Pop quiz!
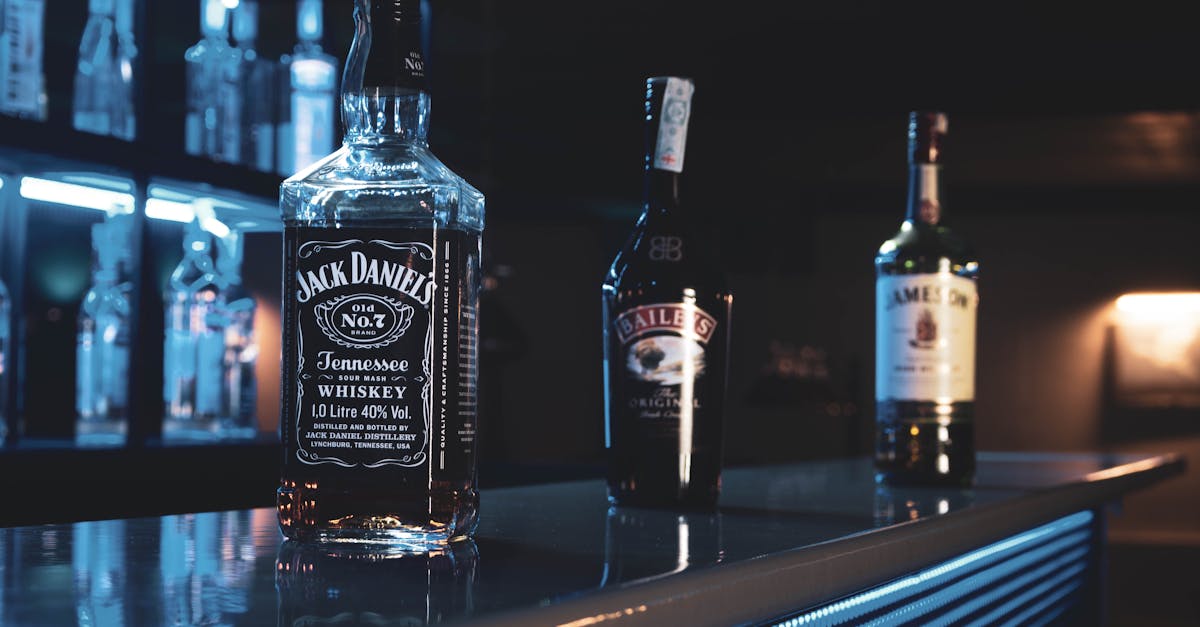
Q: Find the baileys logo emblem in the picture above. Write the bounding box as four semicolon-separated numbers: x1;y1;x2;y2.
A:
296;240;437;350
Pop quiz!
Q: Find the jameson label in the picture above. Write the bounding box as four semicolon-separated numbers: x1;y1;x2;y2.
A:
876;273;977;403
617;303;716;428
653;78;693;173
285;228;465;469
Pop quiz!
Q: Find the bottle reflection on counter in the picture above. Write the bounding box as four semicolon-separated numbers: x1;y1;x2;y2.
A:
275;539;478;626
600;506;723;587
872;483;976;527
160;511;259;625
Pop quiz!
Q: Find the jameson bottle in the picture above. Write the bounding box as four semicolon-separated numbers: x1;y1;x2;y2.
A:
277;0;485;545
875;111;979;487
602;77;733;509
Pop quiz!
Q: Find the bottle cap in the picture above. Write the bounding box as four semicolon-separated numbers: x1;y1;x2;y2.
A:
297;0;323;42
202;0;230;36
232;0;258;44
909;111;948;165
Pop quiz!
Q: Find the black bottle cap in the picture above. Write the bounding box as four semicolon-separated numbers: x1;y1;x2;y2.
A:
909;111;948;165
360;0;426;91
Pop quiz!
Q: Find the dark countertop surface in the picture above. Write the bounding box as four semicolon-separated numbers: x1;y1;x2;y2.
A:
0;451;1185;626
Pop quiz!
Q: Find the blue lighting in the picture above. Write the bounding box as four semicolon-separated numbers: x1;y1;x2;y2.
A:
773;510;1095;627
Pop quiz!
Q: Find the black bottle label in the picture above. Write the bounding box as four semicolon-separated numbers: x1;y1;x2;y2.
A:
615;303;718;430
283;228;470;470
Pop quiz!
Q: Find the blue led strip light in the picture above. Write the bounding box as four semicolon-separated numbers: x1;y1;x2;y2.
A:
866;540;1089;626
772;510;1094;627
978;565;1086;627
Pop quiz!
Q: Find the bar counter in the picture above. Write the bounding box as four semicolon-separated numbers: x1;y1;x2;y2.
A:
0;451;1184;626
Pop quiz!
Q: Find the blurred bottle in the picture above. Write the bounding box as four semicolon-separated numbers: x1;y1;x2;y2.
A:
160;511;257;625
214;229;257;439
0;0;47;120
162;202;225;441
214;0;248;164
184;0;231;158
600;505;723;587
72;519;127;626
276;539;479;625
276;0;335;176
72;0;136;140
76;212;134;447
228;0;276;172
0;273;9;444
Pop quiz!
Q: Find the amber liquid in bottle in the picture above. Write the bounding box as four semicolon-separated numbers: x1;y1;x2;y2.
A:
602;77;733;509
874;111;979;487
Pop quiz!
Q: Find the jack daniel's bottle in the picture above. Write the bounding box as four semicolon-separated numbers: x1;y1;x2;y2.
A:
277;0;484;545
875;111;979;487
602;77;733;509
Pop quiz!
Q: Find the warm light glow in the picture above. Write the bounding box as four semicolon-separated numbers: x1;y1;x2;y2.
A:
20;177;134;213
1116;292;1200;319
1113;292;1200;386
909;425;920;437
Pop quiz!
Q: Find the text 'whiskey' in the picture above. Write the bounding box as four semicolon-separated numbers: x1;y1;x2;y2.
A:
875;111;979;487
602;77;733;509
277;0;485;546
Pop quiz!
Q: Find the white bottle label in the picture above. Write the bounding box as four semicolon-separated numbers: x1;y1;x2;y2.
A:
3;0;45;117
876;273;977;402
653;77;693;173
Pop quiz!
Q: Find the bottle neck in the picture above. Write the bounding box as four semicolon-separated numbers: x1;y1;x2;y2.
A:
905;162;944;225
341;0;429;146
645;168;681;215
642;77;694;217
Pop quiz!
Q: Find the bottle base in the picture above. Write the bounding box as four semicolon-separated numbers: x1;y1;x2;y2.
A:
874;468;975;489
163;416;220;442
606;487;720;512
75;418;127;447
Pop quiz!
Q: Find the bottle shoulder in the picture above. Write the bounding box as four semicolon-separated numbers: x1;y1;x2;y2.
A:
604;217;730;299
281;145;485;230
876;221;977;271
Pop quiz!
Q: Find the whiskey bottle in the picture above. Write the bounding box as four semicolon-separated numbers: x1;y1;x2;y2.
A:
875;111;979;487
601;77;733;509
277;0;484;546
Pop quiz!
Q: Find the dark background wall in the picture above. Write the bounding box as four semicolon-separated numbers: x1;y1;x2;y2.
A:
2;0;1198;547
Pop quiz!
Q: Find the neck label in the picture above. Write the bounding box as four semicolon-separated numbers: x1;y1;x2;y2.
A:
653;78;693;173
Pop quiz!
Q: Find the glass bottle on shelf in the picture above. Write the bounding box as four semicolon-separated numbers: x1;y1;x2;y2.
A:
229;0;275;172
0;273;9;444
214;0;248;164
0;0;47;121
71;0;117;136
76;211;134;447
72;0;135;139
214;230;257;440
277;0;485;545
162;202;225;442
110;0;136;140
276;0;336;176
184;0;231;158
